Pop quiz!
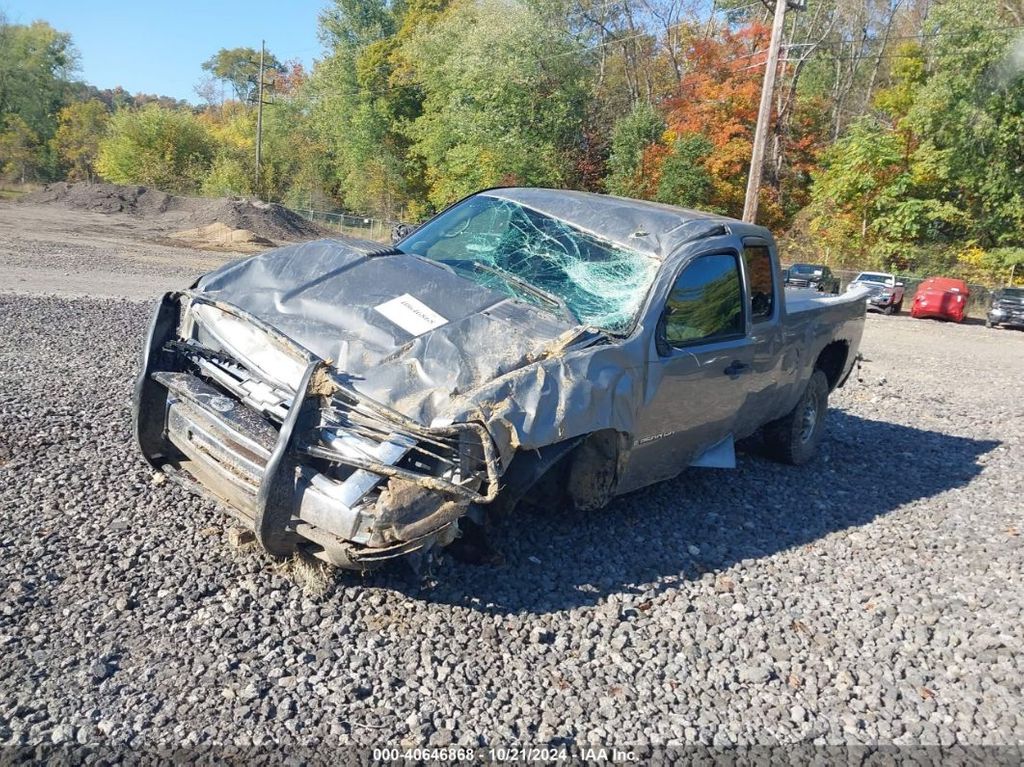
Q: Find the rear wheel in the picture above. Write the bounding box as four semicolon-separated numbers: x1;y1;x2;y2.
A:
763;369;829;466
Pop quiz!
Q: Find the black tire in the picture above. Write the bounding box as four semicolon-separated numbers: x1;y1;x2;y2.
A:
763;369;829;466
894;299;903;314
883;302;894;315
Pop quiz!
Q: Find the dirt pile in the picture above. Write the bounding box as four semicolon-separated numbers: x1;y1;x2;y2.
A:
187;197;323;243
170;222;273;252
23;182;180;216
22;182;325;245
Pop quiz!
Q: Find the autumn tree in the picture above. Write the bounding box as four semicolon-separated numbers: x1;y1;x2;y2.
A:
659;24;769;220
51;99;109;181
605;102;665;198
0;116;42;182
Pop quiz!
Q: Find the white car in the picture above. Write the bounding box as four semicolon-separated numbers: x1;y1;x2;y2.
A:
847;272;905;315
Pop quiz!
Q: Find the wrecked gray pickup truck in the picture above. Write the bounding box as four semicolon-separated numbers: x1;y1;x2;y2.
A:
134;188;865;569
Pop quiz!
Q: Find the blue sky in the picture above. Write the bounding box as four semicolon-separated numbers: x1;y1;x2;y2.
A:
2;0;329;102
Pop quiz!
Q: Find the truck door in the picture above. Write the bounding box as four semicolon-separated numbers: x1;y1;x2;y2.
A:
620;249;754;491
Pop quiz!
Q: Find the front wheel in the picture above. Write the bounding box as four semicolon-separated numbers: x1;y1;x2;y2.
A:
762;369;829;466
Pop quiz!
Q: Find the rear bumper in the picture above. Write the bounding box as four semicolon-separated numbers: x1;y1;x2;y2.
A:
911;307;964;321
133;292;498;568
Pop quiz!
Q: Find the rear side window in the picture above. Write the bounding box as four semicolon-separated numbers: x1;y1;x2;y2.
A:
742;244;775;322
664;253;744;347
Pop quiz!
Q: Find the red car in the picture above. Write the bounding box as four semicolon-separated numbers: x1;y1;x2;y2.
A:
910;277;970;322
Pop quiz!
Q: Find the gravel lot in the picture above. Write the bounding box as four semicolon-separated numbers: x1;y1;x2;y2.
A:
0;211;1022;751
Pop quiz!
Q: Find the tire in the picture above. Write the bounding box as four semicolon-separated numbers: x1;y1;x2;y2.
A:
763;369;829;466
894;299;903;314
883;303;894;315
985;320;994;328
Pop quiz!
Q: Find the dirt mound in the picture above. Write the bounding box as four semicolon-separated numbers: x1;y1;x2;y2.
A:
171;222;273;252
22;182;324;245
186;197;323;243
22;182;180;216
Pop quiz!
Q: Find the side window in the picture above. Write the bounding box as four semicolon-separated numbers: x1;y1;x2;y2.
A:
742;244;775;322
663;253;744;347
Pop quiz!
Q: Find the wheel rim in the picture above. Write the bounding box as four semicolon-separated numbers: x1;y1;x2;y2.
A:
799;399;818;443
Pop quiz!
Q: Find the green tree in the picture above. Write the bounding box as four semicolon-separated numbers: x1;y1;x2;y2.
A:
904;0;1024;246
200;47;284;103
96;105;214;193
0;115;42;182
807;119;963;269
307;0;416;216
51;99;110;181
605;102;665;198
0;19;77;141
655;134;714;209
404;0;589;210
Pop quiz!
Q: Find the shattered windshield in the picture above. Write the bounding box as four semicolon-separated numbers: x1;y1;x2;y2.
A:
396;194;660;332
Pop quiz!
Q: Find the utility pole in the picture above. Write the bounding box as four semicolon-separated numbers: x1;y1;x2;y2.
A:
255;40;265;198
742;0;792;223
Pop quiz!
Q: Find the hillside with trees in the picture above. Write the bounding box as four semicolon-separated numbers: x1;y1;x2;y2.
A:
1;0;1023;283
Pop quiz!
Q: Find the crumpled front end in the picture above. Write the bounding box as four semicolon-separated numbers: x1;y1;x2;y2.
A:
133;291;500;569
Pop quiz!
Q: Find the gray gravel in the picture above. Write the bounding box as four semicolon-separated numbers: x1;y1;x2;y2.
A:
0;294;1022;750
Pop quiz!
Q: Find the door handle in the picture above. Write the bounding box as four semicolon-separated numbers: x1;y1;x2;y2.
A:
724;360;750;378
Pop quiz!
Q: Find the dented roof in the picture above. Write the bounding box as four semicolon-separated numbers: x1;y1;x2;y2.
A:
485;187;759;259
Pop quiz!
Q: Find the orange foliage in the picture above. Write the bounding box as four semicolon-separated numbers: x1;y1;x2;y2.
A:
644;23;823;227
659;24;769;218
274;61;308;95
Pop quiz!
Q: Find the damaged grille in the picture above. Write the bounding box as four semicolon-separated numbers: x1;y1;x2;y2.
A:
149;292;499;559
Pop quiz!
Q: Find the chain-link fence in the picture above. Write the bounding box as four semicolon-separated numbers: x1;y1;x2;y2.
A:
292;208;394;243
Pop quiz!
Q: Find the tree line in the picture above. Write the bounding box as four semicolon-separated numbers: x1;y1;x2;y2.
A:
1;0;1023;284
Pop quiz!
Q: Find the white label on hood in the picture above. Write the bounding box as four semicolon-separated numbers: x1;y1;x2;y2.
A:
374;293;448;336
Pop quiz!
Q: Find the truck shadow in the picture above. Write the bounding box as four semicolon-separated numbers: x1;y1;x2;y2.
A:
394;411;999;613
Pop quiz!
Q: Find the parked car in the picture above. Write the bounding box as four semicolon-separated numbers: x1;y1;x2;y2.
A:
785;263;841;294
134;188;866;570
847;271;905;314
910;277;970;322
986;286;1024;328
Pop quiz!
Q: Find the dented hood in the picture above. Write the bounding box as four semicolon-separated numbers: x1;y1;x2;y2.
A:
193;238;578;424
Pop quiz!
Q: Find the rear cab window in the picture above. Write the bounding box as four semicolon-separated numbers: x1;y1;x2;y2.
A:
742;242;775;322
